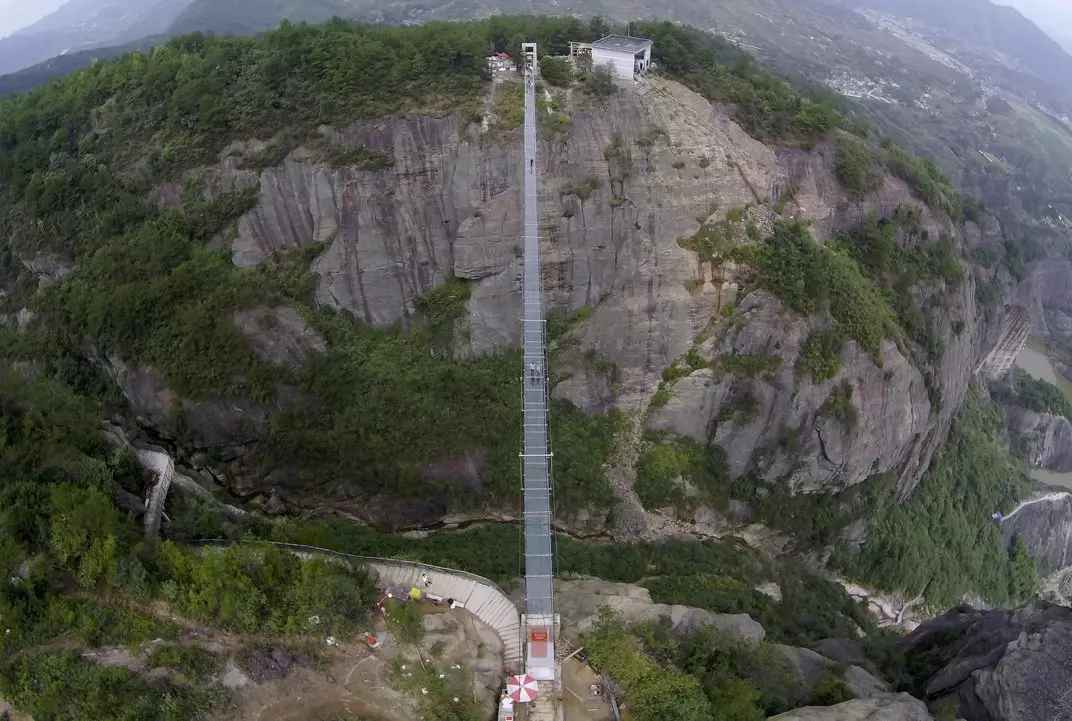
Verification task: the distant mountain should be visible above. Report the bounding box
[0,0,192,76]
[0,36,162,99]
[0,0,67,40]
[0,0,416,97]
[167,0,365,36]
[1000,0,1072,56]
[846,0,1072,94]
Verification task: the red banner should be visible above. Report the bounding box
[530,630,548,642]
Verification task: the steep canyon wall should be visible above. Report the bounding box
[92,77,1015,521]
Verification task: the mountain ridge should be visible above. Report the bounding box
[843,0,1072,94]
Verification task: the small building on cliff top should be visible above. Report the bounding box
[591,35,653,82]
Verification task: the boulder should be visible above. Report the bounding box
[768,644,889,707]
[767,693,934,720]
[554,577,765,645]
[900,601,1072,721]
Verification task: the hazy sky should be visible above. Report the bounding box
[1002,0,1072,47]
[0,0,68,39]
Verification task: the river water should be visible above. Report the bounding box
[1015,345,1072,490]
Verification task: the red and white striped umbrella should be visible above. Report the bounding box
[506,674,539,702]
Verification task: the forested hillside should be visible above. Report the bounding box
[0,16,857,518]
[0,13,1053,720]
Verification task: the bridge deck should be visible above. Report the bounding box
[521,49,557,683]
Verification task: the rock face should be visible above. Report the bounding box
[771,644,889,706]
[233,305,327,371]
[553,577,766,645]
[977,305,1031,380]
[900,601,1072,721]
[1019,257,1072,342]
[1000,491,1072,587]
[94,351,286,449]
[88,74,1015,521]
[767,694,935,721]
[1004,407,1072,471]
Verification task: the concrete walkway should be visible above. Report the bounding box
[191,540,523,668]
[368,559,523,667]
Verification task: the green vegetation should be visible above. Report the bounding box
[0,376,376,717]
[274,518,877,647]
[829,216,961,361]
[719,353,781,378]
[835,137,883,199]
[149,645,222,680]
[547,304,593,342]
[729,387,1036,610]
[843,390,1034,608]
[391,658,484,721]
[560,175,601,202]
[797,330,844,383]
[830,131,966,221]
[492,82,525,130]
[585,610,712,721]
[1,652,224,721]
[993,368,1072,423]
[717,387,761,425]
[1,596,179,657]
[635,434,730,509]
[586,605,878,720]
[315,143,394,171]
[413,273,471,348]
[678,216,738,263]
[880,141,964,222]
[733,221,901,360]
[735,218,961,367]
[663,347,710,384]
[539,56,574,87]
[808,671,854,706]
[821,381,858,430]
[634,22,850,144]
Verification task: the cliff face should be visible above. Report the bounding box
[1001,491,1072,597]
[114,76,1009,522]
[900,601,1072,721]
[1004,407,1072,471]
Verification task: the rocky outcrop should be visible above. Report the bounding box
[649,288,958,494]
[770,644,889,706]
[1001,491,1072,583]
[767,694,935,721]
[553,577,766,645]
[233,305,326,371]
[900,601,1072,721]
[94,351,287,449]
[22,253,72,280]
[651,163,1002,496]
[1004,407,1072,471]
[977,304,1031,380]
[102,74,1010,516]
[1019,257,1072,342]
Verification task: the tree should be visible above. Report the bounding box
[1008,537,1038,603]
[583,63,615,98]
[539,56,573,87]
[48,485,119,571]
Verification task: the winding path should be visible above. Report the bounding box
[191,540,522,667]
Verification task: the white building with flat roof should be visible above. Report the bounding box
[591,34,653,82]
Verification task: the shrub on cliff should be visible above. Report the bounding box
[835,137,883,200]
